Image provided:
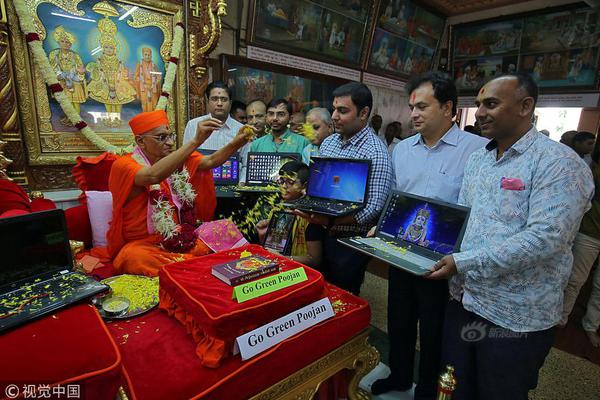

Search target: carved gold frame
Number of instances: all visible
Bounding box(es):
[7,0,188,165]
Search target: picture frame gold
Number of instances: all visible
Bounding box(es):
[7,0,187,165]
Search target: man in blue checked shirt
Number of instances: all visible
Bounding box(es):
[428,73,594,399]
[294,82,392,295]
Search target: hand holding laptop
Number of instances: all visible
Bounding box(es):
[426,255,457,279]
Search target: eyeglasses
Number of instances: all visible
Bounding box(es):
[142,133,175,143]
[209,96,230,103]
[276,177,297,186]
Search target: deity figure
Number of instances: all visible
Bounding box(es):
[402,206,430,246]
[48,26,87,124]
[134,47,162,112]
[86,4,136,126]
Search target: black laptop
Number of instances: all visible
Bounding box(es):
[285,157,371,217]
[198,149,241,198]
[0,210,109,332]
[338,191,470,275]
[235,152,300,193]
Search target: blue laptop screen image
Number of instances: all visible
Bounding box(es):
[307,159,369,203]
[211,157,239,184]
[378,193,467,255]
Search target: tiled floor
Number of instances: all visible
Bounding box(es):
[359,271,600,400]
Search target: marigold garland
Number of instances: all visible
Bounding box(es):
[13,0,184,154]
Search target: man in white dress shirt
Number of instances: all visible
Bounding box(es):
[183,81,250,180]
[371,72,487,398]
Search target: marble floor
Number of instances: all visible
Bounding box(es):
[359,271,600,400]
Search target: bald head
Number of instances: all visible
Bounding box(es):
[246,100,267,133]
[474,74,538,142]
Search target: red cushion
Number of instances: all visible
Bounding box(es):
[0,304,123,400]
[65,204,93,246]
[30,198,57,212]
[72,153,118,203]
[110,284,370,400]
[159,244,327,367]
[0,180,30,214]
[0,209,30,218]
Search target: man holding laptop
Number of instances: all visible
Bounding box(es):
[428,74,593,399]
[294,82,392,295]
[370,72,486,398]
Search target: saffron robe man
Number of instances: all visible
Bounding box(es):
[106,110,252,275]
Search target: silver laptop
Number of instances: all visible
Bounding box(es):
[338,191,470,276]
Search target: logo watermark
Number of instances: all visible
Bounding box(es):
[460,321,528,342]
[3,383,80,399]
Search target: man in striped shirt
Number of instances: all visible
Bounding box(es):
[294,82,392,295]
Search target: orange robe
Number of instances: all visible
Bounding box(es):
[106,152,216,276]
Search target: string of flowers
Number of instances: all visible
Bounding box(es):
[12,0,184,154]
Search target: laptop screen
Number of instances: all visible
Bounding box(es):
[246,152,299,185]
[378,192,468,255]
[197,149,239,185]
[307,158,370,203]
[0,210,71,289]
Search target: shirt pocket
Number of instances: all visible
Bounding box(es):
[431,170,462,202]
[498,188,530,221]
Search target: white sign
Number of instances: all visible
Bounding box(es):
[247,46,361,82]
[458,93,600,108]
[362,72,406,92]
[235,297,335,360]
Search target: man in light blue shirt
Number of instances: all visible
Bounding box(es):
[183,81,250,180]
[429,74,594,399]
[250,99,308,156]
[371,72,487,399]
[302,107,334,164]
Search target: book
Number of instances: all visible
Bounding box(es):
[195,219,248,253]
[211,255,279,286]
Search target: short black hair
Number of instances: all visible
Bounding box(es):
[496,72,539,105]
[267,98,292,116]
[279,161,309,184]
[406,72,457,117]
[230,100,246,113]
[205,80,232,100]
[332,82,373,117]
[573,131,596,144]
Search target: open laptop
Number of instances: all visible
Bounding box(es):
[285,157,371,217]
[235,152,299,193]
[338,191,470,275]
[0,210,109,332]
[198,149,240,198]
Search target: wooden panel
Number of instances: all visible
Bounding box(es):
[420,0,532,16]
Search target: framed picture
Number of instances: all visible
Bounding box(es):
[247,0,376,69]
[221,55,347,114]
[366,0,445,80]
[450,4,600,94]
[8,0,187,165]
[263,211,296,255]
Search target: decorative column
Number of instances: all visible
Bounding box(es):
[0,0,27,186]
[187,0,227,119]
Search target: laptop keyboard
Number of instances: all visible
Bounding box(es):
[355,237,434,268]
[292,198,358,212]
[0,272,98,319]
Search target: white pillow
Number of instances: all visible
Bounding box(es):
[85,190,113,248]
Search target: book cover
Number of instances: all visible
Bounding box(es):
[196,219,248,253]
[211,255,279,286]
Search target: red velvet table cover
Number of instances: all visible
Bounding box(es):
[0,304,122,400]
[109,284,370,400]
[159,244,327,367]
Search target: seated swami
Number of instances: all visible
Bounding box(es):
[106,110,253,276]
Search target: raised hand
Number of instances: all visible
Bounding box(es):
[234,125,258,145]
[194,118,222,145]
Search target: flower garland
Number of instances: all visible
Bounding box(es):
[132,150,198,253]
[12,0,184,154]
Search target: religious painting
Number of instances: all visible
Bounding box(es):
[368,0,445,80]
[7,0,186,165]
[221,55,346,114]
[450,4,600,94]
[247,0,375,68]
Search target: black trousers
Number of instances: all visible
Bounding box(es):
[319,235,370,295]
[441,300,555,400]
[387,268,449,400]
